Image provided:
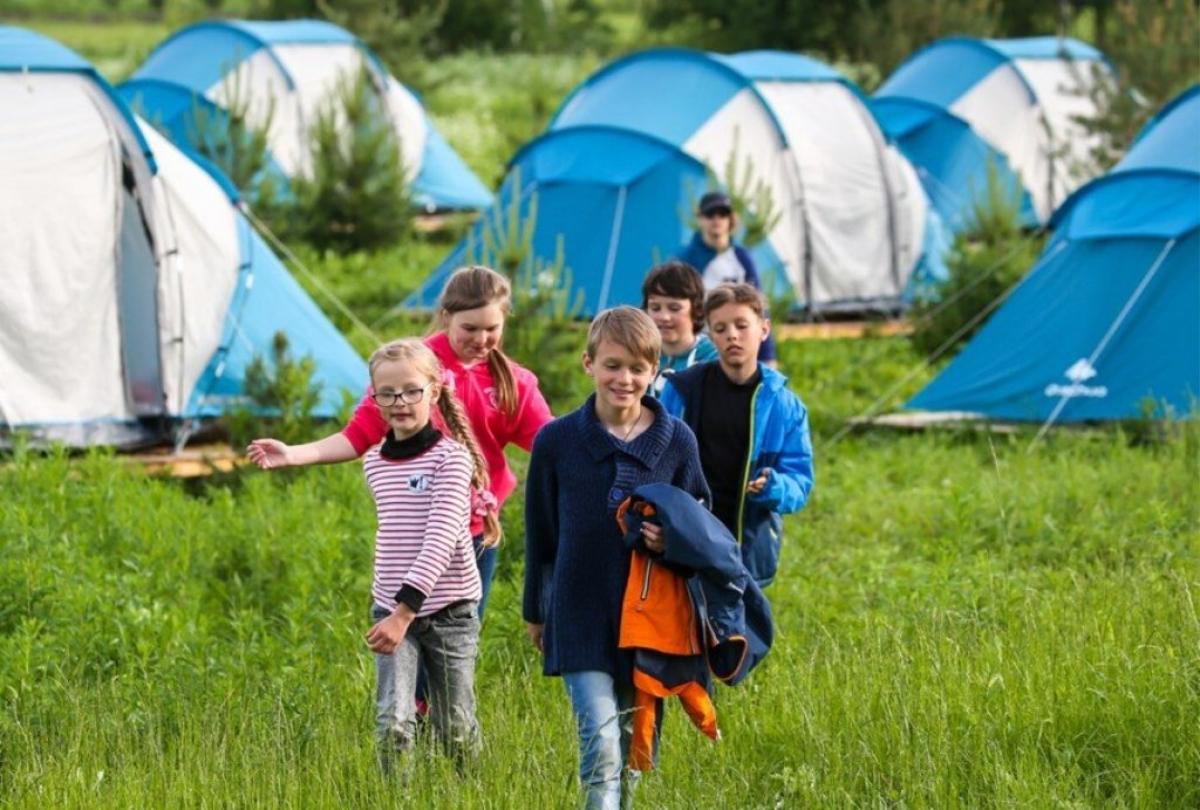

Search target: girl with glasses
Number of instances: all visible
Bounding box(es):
[361,338,490,767]
[247,266,553,714]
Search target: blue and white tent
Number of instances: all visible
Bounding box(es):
[121,19,492,212]
[407,48,945,315]
[0,27,366,447]
[907,85,1200,423]
[874,36,1112,232]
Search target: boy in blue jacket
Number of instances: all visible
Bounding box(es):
[659,283,814,587]
[524,306,710,809]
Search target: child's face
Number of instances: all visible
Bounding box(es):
[371,359,439,439]
[699,209,734,250]
[645,294,696,350]
[582,339,656,411]
[442,302,505,365]
[708,302,769,374]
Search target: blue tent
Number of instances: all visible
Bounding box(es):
[874,36,1111,232]
[907,85,1200,423]
[0,27,366,447]
[407,48,944,315]
[406,126,711,311]
[120,19,491,212]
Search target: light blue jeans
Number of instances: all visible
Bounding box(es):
[373,601,480,767]
[562,671,649,810]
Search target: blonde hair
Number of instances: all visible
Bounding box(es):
[585,306,661,366]
[436,265,518,418]
[369,338,501,545]
[704,282,767,321]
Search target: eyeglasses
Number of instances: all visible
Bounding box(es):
[700,209,732,219]
[371,384,433,407]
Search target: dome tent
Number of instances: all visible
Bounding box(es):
[873,36,1112,232]
[906,85,1200,423]
[120,19,492,212]
[0,27,367,448]
[406,48,945,315]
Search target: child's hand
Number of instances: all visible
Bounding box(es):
[746,468,771,495]
[526,623,545,653]
[366,607,415,654]
[246,438,293,470]
[640,523,666,554]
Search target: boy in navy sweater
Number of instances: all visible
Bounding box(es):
[524,306,709,810]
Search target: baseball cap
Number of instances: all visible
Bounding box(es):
[698,191,733,216]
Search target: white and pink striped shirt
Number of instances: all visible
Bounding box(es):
[364,435,482,616]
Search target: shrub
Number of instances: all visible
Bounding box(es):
[224,332,326,448]
[1067,0,1200,177]
[291,67,411,253]
[177,70,291,229]
[908,162,1044,358]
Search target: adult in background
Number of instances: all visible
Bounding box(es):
[676,191,777,365]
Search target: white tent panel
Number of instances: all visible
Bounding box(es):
[136,120,242,415]
[271,43,371,175]
[951,64,1050,219]
[758,81,897,306]
[0,73,131,425]
[681,87,800,293]
[385,77,428,184]
[884,142,927,281]
[207,48,300,174]
[1013,57,1108,207]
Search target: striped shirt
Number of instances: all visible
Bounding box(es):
[364,435,482,617]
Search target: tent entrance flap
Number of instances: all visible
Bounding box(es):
[116,163,166,417]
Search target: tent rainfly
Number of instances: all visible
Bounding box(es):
[120,19,492,212]
[907,85,1200,424]
[873,36,1112,232]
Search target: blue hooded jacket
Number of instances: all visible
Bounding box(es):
[659,362,814,586]
[620,483,773,686]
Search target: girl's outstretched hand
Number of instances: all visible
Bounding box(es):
[246,438,292,470]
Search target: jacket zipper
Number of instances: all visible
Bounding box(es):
[640,555,653,600]
[735,383,761,545]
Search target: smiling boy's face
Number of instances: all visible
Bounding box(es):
[645,294,696,351]
[582,339,656,411]
[708,302,768,376]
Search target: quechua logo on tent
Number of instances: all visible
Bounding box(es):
[1044,358,1108,399]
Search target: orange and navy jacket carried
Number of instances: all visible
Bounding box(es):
[616,483,774,770]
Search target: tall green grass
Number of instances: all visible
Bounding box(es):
[2,338,1197,807]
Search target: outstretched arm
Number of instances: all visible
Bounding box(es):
[247,391,387,470]
[246,432,358,470]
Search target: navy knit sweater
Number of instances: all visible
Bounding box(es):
[523,395,710,680]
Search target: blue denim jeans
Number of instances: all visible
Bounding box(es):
[373,601,481,765]
[562,671,652,810]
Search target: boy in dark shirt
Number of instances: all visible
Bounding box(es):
[660,283,814,586]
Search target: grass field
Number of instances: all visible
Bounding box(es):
[4,15,1199,808]
[2,335,1197,808]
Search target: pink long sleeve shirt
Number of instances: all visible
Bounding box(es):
[344,332,553,534]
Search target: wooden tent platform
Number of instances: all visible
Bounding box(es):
[854,410,1019,434]
[122,443,245,477]
[775,320,911,341]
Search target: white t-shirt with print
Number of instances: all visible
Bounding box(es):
[701,248,745,289]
